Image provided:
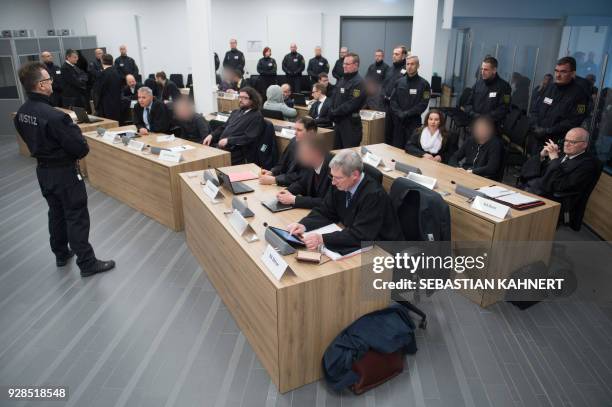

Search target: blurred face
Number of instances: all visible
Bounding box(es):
[264,49,271,57]
[281,84,291,99]
[473,120,494,144]
[155,75,165,84]
[36,68,53,96]
[137,91,153,107]
[365,80,378,96]
[230,40,237,49]
[66,52,78,64]
[41,52,53,64]
[554,63,574,85]
[542,75,552,87]
[290,43,297,53]
[392,48,404,64]
[297,142,321,168]
[319,76,329,86]
[406,58,419,76]
[95,48,103,60]
[126,75,136,87]
[315,47,321,57]
[481,62,496,80]
[174,100,194,120]
[375,51,384,63]
[120,46,127,56]
[339,48,348,58]
[343,56,358,74]
[330,166,359,191]
[294,121,305,141]
[427,112,441,130]
[238,91,253,109]
[563,129,588,156]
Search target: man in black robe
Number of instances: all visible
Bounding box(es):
[94,54,123,122]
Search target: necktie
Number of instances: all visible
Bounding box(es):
[144,107,151,130]
[313,101,320,117]
[346,192,352,208]
[561,155,568,164]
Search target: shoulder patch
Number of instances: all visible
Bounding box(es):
[423,91,430,99]
[577,104,586,114]
[353,89,361,98]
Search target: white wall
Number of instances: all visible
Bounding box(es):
[1,0,53,35]
[49,0,190,78]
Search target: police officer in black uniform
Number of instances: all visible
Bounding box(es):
[114,45,139,79]
[389,55,431,148]
[382,45,408,145]
[14,62,116,278]
[528,56,589,154]
[366,49,389,84]
[223,39,245,75]
[463,56,511,128]
[332,47,348,82]
[40,51,62,107]
[256,47,277,99]
[329,52,367,148]
[282,43,306,94]
[307,46,329,85]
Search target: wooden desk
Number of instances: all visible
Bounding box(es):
[215,92,240,112]
[180,164,389,392]
[584,171,612,241]
[341,143,561,307]
[204,114,335,156]
[12,109,118,157]
[83,125,230,231]
[295,106,385,146]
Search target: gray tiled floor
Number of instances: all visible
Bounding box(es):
[0,134,611,407]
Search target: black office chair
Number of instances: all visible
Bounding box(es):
[261,109,284,120]
[363,163,383,185]
[148,73,155,80]
[430,75,442,105]
[170,74,184,88]
[186,74,193,88]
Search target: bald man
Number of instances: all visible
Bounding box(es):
[282,43,305,93]
[114,44,139,78]
[40,51,62,106]
[88,48,104,83]
[223,39,245,74]
[520,128,601,227]
[307,46,329,85]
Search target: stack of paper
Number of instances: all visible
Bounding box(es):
[496,192,540,206]
[478,185,514,198]
[310,224,369,261]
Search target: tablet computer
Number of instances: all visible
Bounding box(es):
[269,226,305,247]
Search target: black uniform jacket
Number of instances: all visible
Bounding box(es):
[330,72,367,121]
[282,52,305,76]
[307,56,330,80]
[366,61,390,83]
[223,49,246,73]
[299,175,404,253]
[257,57,277,76]
[114,55,139,77]
[464,74,512,123]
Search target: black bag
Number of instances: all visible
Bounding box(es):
[255,119,278,170]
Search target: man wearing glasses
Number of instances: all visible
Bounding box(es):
[329,52,367,148]
[287,150,402,254]
[13,62,116,277]
[528,56,589,154]
[520,128,600,214]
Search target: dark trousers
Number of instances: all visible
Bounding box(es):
[384,104,394,145]
[333,116,362,149]
[391,117,420,149]
[287,75,302,94]
[36,165,96,270]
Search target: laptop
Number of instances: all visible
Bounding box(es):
[71,106,103,124]
[215,169,254,195]
[291,93,307,106]
[261,198,293,213]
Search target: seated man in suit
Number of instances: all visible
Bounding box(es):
[134,86,172,135]
[448,116,504,180]
[277,133,333,209]
[520,127,600,201]
[287,150,403,253]
[204,86,264,165]
[172,97,210,143]
[219,68,247,93]
[259,116,316,186]
[309,83,332,128]
[122,74,141,102]
[281,83,295,108]
[155,71,181,102]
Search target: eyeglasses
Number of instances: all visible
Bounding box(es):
[39,78,53,84]
[563,139,586,145]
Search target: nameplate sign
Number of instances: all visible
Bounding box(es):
[362,152,382,168]
[406,172,437,190]
[280,128,296,138]
[102,132,120,143]
[215,114,229,122]
[261,244,290,281]
[227,209,259,242]
[127,140,145,151]
[203,181,224,203]
[471,196,510,220]
[156,135,175,142]
[158,150,182,163]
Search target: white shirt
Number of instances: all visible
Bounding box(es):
[318,96,327,115]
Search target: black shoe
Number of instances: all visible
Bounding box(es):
[80,259,116,278]
[56,250,75,267]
